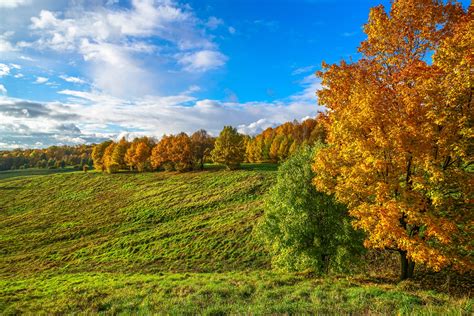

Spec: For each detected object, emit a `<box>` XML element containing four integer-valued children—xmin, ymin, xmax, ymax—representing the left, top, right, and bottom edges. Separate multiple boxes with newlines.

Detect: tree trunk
<box><xmin>399</xmin><ymin>250</ymin><xmax>415</xmax><ymax>280</ymax></box>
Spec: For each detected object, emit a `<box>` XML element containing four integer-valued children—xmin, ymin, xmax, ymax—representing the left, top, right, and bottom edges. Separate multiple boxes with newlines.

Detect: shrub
<box><xmin>257</xmin><ymin>144</ymin><xmax>365</xmax><ymax>273</ymax></box>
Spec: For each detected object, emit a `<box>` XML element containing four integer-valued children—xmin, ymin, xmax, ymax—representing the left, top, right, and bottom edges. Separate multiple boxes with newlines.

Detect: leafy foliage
<box><xmin>312</xmin><ymin>0</ymin><xmax>472</xmax><ymax>278</ymax></box>
<box><xmin>258</xmin><ymin>145</ymin><xmax>365</xmax><ymax>273</ymax></box>
<box><xmin>211</xmin><ymin>126</ymin><xmax>246</xmax><ymax>170</ymax></box>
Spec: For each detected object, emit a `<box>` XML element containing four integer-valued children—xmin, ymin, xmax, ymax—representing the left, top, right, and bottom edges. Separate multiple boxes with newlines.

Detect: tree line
<box><xmin>0</xmin><ymin>117</ymin><xmax>325</xmax><ymax>172</ymax></box>
<box><xmin>0</xmin><ymin>145</ymin><xmax>93</xmax><ymax>171</ymax></box>
<box><xmin>90</xmin><ymin>117</ymin><xmax>326</xmax><ymax>174</ymax></box>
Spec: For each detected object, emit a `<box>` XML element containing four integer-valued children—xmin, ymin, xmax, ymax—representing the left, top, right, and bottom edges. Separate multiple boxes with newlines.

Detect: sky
<box><xmin>0</xmin><ymin>0</ymin><xmax>469</xmax><ymax>149</ymax></box>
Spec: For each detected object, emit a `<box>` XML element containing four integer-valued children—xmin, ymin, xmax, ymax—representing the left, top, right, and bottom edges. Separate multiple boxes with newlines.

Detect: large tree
<box><xmin>211</xmin><ymin>126</ymin><xmax>245</xmax><ymax>170</ymax></box>
<box><xmin>312</xmin><ymin>0</ymin><xmax>472</xmax><ymax>279</ymax></box>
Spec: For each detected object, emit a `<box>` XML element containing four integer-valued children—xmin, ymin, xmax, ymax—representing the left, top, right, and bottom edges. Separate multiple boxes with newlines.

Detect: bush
<box><xmin>257</xmin><ymin>144</ymin><xmax>365</xmax><ymax>274</ymax></box>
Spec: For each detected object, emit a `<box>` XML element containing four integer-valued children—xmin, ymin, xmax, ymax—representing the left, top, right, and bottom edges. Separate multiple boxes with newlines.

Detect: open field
<box><xmin>0</xmin><ymin>167</ymin><xmax>78</xmax><ymax>180</ymax></box>
<box><xmin>0</xmin><ymin>166</ymin><xmax>472</xmax><ymax>314</ymax></box>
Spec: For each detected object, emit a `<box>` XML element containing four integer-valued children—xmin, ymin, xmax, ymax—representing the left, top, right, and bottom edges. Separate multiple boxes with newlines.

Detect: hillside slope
<box><xmin>0</xmin><ymin>167</ymin><xmax>275</xmax><ymax>277</ymax></box>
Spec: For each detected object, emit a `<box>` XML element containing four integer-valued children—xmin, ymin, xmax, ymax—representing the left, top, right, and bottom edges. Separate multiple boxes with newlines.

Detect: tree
<box><xmin>312</xmin><ymin>0</ymin><xmax>472</xmax><ymax>279</ymax></box>
<box><xmin>151</xmin><ymin>135</ymin><xmax>174</xmax><ymax>171</ymax></box>
<box><xmin>134</xmin><ymin>141</ymin><xmax>151</xmax><ymax>172</ymax></box>
<box><xmin>191</xmin><ymin>129</ymin><xmax>214</xmax><ymax>170</ymax></box>
<box><xmin>258</xmin><ymin>145</ymin><xmax>364</xmax><ymax>273</ymax></box>
<box><xmin>103</xmin><ymin>142</ymin><xmax>117</xmax><ymax>174</ymax></box>
<box><xmin>124</xmin><ymin>142</ymin><xmax>137</xmax><ymax>171</ymax></box>
<box><xmin>211</xmin><ymin>126</ymin><xmax>245</xmax><ymax>170</ymax></box>
<box><xmin>92</xmin><ymin>141</ymin><xmax>112</xmax><ymax>171</ymax></box>
<box><xmin>269</xmin><ymin>135</ymin><xmax>283</xmax><ymax>162</ymax></box>
<box><xmin>111</xmin><ymin>137</ymin><xmax>129</xmax><ymax>170</ymax></box>
<box><xmin>171</xmin><ymin>132</ymin><xmax>194</xmax><ymax>172</ymax></box>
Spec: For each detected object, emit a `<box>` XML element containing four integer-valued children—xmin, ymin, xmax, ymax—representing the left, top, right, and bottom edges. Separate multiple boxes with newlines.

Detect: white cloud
<box><xmin>292</xmin><ymin>65</ymin><xmax>316</xmax><ymax>75</ymax></box>
<box><xmin>24</xmin><ymin>1</ymin><xmax>226</xmax><ymax>97</ymax></box>
<box><xmin>0</xmin><ymin>32</ymin><xmax>17</xmax><ymax>52</ymax></box>
<box><xmin>237</xmin><ymin>119</ymin><xmax>276</xmax><ymax>135</ymax></box>
<box><xmin>35</xmin><ymin>76</ymin><xmax>49</xmax><ymax>84</ymax></box>
<box><xmin>177</xmin><ymin>50</ymin><xmax>228</xmax><ymax>72</ymax></box>
<box><xmin>228</xmin><ymin>26</ymin><xmax>236</xmax><ymax>34</ymax></box>
<box><xmin>59</xmin><ymin>75</ymin><xmax>86</xmax><ymax>84</ymax></box>
<box><xmin>0</xmin><ymin>63</ymin><xmax>10</xmax><ymax>77</ymax></box>
<box><xmin>0</xmin><ymin>0</ymin><xmax>31</xmax><ymax>9</ymax></box>
<box><xmin>0</xmin><ymin>84</ymin><xmax>7</xmax><ymax>95</ymax></box>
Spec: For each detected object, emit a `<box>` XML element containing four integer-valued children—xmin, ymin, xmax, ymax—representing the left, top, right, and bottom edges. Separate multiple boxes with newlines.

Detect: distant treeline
<box><xmin>0</xmin><ymin>116</ymin><xmax>326</xmax><ymax>172</ymax></box>
<box><xmin>93</xmin><ymin>116</ymin><xmax>326</xmax><ymax>173</ymax></box>
<box><xmin>0</xmin><ymin>145</ymin><xmax>93</xmax><ymax>171</ymax></box>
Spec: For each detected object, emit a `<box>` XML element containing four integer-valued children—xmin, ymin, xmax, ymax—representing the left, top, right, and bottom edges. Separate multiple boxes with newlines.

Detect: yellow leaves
<box><xmin>312</xmin><ymin>0</ymin><xmax>472</xmax><ymax>272</ymax></box>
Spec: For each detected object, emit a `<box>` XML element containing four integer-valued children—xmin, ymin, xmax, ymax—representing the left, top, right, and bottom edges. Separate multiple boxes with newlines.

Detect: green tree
<box><xmin>258</xmin><ymin>145</ymin><xmax>364</xmax><ymax>273</ymax></box>
<box><xmin>211</xmin><ymin>126</ymin><xmax>245</xmax><ymax>170</ymax></box>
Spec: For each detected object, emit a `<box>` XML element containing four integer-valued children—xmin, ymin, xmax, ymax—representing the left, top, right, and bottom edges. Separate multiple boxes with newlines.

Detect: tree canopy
<box><xmin>312</xmin><ymin>0</ymin><xmax>472</xmax><ymax>279</ymax></box>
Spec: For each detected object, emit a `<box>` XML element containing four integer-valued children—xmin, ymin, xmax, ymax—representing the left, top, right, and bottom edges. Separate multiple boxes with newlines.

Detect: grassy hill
<box><xmin>0</xmin><ymin>166</ymin><xmax>472</xmax><ymax>314</ymax></box>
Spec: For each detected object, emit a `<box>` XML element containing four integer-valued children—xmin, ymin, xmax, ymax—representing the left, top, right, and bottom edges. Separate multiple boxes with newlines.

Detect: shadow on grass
<box><xmin>0</xmin><ymin>168</ymin><xmax>79</xmax><ymax>180</ymax></box>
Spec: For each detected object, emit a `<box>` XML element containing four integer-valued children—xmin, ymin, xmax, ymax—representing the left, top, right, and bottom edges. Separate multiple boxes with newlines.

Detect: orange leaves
<box><xmin>150</xmin><ymin>133</ymin><xmax>194</xmax><ymax>172</ymax></box>
<box><xmin>312</xmin><ymin>0</ymin><xmax>472</xmax><ymax>273</ymax></box>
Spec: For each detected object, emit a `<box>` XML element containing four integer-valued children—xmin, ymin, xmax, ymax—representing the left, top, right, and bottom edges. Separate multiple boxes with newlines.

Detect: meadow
<box><xmin>0</xmin><ymin>166</ymin><xmax>472</xmax><ymax>314</ymax></box>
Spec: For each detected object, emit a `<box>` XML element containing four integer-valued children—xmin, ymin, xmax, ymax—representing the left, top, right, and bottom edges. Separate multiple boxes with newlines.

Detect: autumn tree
<box><xmin>92</xmin><ymin>141</ymin><xmax>112</xmax><ymax>171</ymax></box>
<box><xmin>103</xmin><ymin>142</ymin><xmax>117</xmax><ymax>173</ymax></box>
<box><xmin>134</xmin><ymin>142</ymin><xmax>151</xmax><ymax>172</ymax></box>
<box><xmin>125</xmin><ymin>137</ymin><xmax>153</xmax><ymax>172</ymax></box>
<box><xmin>171</xmin><ymin>132</ymin><xmax>194</xmax><ymax>172</ymax></box>
<box><xmin>111</xmin><ymin>137</ymin><xmax>129</xmax><ymax>170</ymax></box>
<box><xmin>151</xmin><ymin>133</ymin><xmax>194</xmax><ymax>172</ymax></box>
<box><xmin>312</xmin><ymin>0</ymin><xmax>472</xmax><ymax>279</ymax></box>
<box><xmin>191</xmin><ymin>129</ymin><xmax>214</xmax><ymax>170</ymax></box>
<box><xmin>151</xmin><ymin>135</ymin><xmax>174</xmax><ymax>171</ymax></box>
<box><xmin>211</xmin><ymin>126</ymin><xmax>245</xmax><ymax>170</ymax></box>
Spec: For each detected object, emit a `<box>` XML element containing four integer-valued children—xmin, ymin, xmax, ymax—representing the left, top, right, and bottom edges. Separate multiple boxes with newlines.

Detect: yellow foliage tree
<box><xmin>312</xmin><ymin>0</ymin><xmax>472</xmax><ymax>279</ymax></box>
<box><xmin>211</xmin><ymin>126</ymin><xmax>245</xmax><ymax>170</ymax></box>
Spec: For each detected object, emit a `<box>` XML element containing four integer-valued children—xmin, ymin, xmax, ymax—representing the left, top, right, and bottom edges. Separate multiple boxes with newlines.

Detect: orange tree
<box><xmin>312</xmin><ymin>0</ymin><xmax>472</xmax><ymax>279</ymax></box>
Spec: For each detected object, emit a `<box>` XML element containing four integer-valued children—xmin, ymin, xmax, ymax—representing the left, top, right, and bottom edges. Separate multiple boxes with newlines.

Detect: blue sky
<box><xmin>0</xmin><ymin>0</ymin><xmax>470</xmax><ymax>149</ymax></box>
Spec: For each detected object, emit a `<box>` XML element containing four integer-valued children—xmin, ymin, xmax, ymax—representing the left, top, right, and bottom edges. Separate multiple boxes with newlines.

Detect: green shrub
<box><xmin>257</xmin><ymin>144</ymin><xmax>365</xmax><ymax>273</ymax></box>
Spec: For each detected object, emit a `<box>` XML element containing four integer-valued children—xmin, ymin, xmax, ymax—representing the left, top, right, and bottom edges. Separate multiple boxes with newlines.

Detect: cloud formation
<box><xmin>0</xmin><ymin>74</ymin><xmax>322</xmax><ymax>149</ymax></box>
<box><xmin>22</xmin><ymin>0</ymin><xmax>227</xmax><ymax>96</ymax></box>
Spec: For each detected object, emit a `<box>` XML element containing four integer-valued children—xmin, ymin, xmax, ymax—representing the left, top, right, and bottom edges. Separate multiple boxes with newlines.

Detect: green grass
<box><xmin>0</xmin><ymin>166</ymin><xmax>471</xmax><ymax>314</ymax></box>
<box><xmin>0</xmin><ymin>167</ymin><xmax>77</xmax><ymax>180</ymax></box>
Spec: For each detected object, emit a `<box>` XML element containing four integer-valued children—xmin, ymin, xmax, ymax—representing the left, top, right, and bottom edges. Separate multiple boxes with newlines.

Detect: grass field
<box><xmin>0</xmin><ymin>166</ymin><xmax>472</xmax><ymax>314</ymax></box>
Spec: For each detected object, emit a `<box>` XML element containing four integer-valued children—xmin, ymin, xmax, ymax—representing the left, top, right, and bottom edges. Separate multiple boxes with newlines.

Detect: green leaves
<box><xmin>258</xmin><ymin>145</ymin><xmax>364</xmax><ymax>273</ymax></box>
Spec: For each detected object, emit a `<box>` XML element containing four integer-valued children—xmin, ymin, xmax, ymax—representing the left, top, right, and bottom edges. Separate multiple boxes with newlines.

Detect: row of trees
<box><xmin>246</xmin><ymin>116</ymin><xmax>326</xmax><ymax>163</ymax></box>
<box><xmin>1</xmin><ymin>117</ymin><xmax>326</xmax><ymax>173</ymax></box>
<box><xmin>0</xmin><ymin>145</ymin><xmax>93</xmax><ymax>171</ymax></box>
<box><xmin>92</xmin><ymin>127</ymin><xmax>245</xmax><ymax>173</ymax></box>
<box><xmin>90</xmin><ymin>118</ymin><xmax>327</xmax><ymax>174</ymax></box>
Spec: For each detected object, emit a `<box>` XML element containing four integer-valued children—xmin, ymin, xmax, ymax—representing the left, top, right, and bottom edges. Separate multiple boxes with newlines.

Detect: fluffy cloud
<box><xmin>0</xmin><ymin>63</ymin><xmax>10</xmax><ymax>77</ymax></box>
<box><xmin>177</xmin><ymin>50</ymin><xmax>228</xmax><ymax>72</ymax></box>
<box><xmin>0</xmin><ymin>32</ymin><xmax>17</xmax><ymax>52</ymax></box>
<box><xmin>35</xmin><ymin>76</ymin><xmax>49</xmax><ymax>84</ymax></box>
<box><xmin>0</xmin><ymin>84</ymin><xmax>7</xmax><ymax>95</ymax></box>
<box><xmin>23</xmin><ymin>0</ymin><xmax>227</xmax><ymax>96</ymax></box>
<box><xmin>59</xmin><ymin>75</ymin><xmax>86</xmax><ymax>84</ymax></box>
